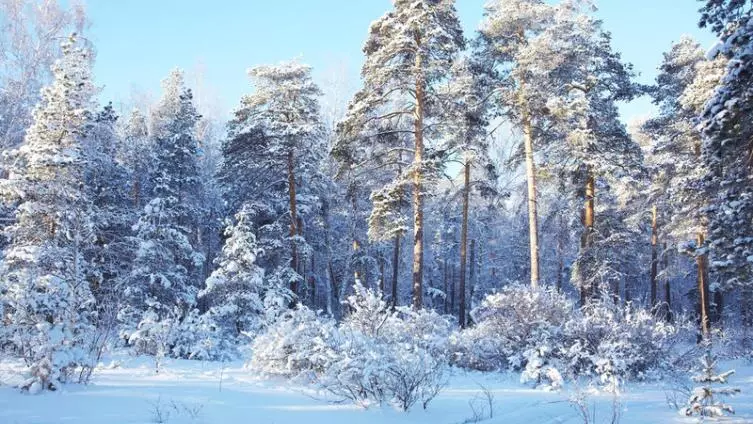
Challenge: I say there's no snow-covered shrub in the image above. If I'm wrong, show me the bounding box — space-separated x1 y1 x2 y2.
248 305 338 378
520 345 563 391
319 328 447 410
314 284 449 410
385 307 454 359
562 300 680 388
170 309 234 361
683 351 740 417
451 284 572 371
340 281 395 337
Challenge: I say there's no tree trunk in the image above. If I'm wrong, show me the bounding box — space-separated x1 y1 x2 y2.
556 213 565 292
392 233 400 309
287 149 299 297
379 251 385 293
522 107 540 290
650 204 659 307
697 231 710 342
411 33 426 309
469 239 476 322
450 265 456 314
663 242 672 322
580 170 595 305
458 158 471 327
443 257 448 314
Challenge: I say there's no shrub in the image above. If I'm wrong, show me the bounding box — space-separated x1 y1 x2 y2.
563 300 680 388
451 284 572 371
248 305 339 378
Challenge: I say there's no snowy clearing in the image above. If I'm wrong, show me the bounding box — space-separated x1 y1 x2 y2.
1 356 752 424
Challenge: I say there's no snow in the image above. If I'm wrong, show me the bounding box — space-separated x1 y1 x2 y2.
1 355 752 423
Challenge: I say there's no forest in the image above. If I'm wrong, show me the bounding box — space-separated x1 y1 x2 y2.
0 0 752 422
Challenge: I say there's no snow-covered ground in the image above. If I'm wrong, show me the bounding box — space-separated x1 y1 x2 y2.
0 356 751 424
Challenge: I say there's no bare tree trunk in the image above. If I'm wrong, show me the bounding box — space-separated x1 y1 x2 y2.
697 231 710 342
287 149 299 297
663 242 672 322
469 239 476 322
443 257 448 314
450 265 456 315
392 234 400 309
411 33 426 309
459 157 471 327
650 204 659 307
379 251 385 293
556 213 565 292
580 170 595 305
522 107 540 290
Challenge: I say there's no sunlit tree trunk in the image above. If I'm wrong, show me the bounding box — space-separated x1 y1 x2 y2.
580 170 595 305
411 33 426 309
459 157 471 327
650 204 659 307
287 149 299 296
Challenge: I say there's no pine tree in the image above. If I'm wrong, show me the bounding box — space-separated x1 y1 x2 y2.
0 34 98 392
120 69 205 358
222 61 326 302
683 350 740 417
438 58 497 326
336 0 465 308
643 36 726 336
199 205 291 342
476 0 557 290
698 0 753 341
83 103 134 343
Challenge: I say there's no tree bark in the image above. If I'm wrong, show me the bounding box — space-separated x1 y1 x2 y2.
392 233 400 309
443 257 448 314
287 149 299 297
458 158 471 327
663 242 672 322
650 204 659 307
379 251 385 293
522 107 540 290
411 33 426 309
556 213 565 292
697 231 710 342
469 238 476 322
580 170 595 305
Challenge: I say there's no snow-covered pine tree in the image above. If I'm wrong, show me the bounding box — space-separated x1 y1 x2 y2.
83 103 134 348
643 36 727 335
683 350 740 417
120 69 205 360
222 61 326 303
698 0 753 343
118 108 154 211
336 0 465 309
475 0 558 290
0 34 98 392
199 204 291 345
538 4 643 304
430 57 498 325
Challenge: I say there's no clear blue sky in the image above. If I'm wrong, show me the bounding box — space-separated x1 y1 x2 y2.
85 0 716 121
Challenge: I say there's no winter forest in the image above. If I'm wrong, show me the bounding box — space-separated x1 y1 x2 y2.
0 0 752 422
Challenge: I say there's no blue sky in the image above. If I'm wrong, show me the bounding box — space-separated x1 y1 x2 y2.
86 0 716 121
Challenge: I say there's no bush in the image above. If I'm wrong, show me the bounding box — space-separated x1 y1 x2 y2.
563 300 680 389
248 305 339 378
322 284 450 410
452 285 681 390
451 284 572 371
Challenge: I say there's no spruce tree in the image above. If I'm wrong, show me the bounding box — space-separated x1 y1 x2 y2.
0 34 98 392
120 70 205 358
